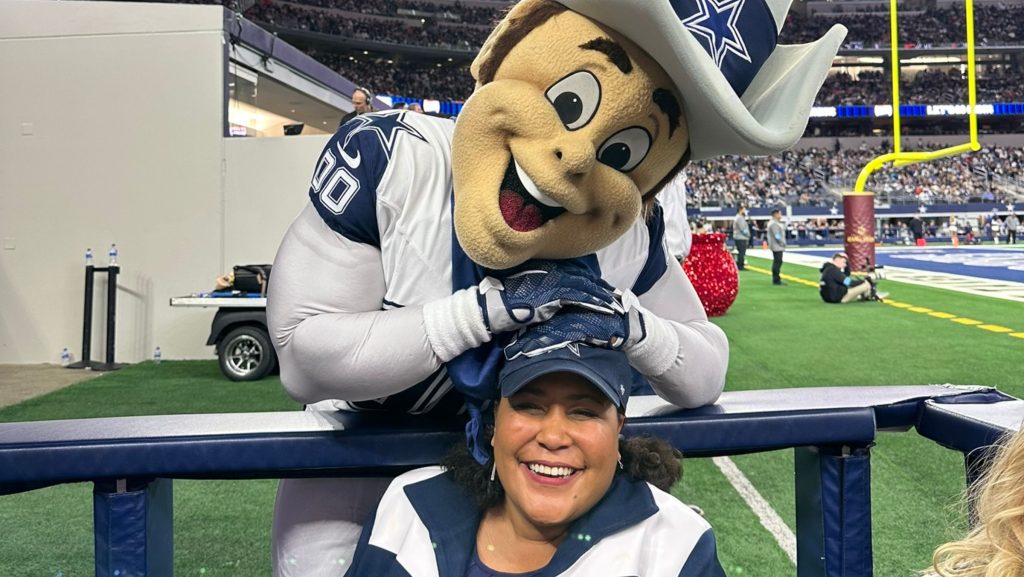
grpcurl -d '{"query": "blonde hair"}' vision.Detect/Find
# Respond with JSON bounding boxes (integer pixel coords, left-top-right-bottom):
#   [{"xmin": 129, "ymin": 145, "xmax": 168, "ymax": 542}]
[{"xmin": 932, "ymin": 427, "xmax": 1024, "ymax": 577}]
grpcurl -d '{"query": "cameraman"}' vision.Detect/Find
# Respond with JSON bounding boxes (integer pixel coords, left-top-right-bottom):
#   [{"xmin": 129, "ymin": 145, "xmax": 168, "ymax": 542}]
[{"xmin": 819, "ymin": 252, "xmax": 887, "ymax": 303}]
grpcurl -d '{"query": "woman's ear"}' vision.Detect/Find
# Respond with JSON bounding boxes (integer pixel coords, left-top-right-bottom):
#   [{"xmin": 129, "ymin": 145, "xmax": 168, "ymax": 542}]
[{"xmin": 617, "ymin": 413, "xmax": 625, "ymax": 433}]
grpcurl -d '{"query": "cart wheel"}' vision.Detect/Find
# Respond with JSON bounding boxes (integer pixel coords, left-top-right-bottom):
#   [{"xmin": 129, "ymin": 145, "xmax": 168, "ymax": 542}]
[{"xmin": 218, "ymin": 326, "xmax": 276, "ymax": 381}]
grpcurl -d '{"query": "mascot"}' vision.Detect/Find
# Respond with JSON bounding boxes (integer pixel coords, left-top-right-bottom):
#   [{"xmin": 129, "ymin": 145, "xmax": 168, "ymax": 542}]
[{"xmin": 267, "ymin": 0, "xmax": 845, "ymax": 574}]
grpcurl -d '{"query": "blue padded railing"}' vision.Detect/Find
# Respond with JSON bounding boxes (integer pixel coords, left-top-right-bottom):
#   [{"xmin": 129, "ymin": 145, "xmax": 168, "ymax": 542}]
[
  {"xmin": 917, "ymin": 394, "xmax": 1024, "ymax": 493},
  {"xmin": 0, "ymin": 385, "xmax": 1019, "ymax": 577}
]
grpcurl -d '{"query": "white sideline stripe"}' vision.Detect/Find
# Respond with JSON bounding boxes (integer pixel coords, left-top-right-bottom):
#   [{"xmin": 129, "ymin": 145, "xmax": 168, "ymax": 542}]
[{"xmin": 713, "ymin": 456, "xmax": 797, "ymax": 565}]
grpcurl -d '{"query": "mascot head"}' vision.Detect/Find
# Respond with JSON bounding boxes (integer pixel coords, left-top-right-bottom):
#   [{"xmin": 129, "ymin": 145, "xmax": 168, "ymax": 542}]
[{"xmin": 451, "ymin": 0, "xmax": 846, "ymax": 269}]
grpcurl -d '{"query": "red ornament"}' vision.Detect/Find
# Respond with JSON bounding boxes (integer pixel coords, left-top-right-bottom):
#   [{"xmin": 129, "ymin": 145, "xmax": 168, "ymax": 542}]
[{"xmin": 682, "ymin": 233, "xmax": 739, "ymax": 317}]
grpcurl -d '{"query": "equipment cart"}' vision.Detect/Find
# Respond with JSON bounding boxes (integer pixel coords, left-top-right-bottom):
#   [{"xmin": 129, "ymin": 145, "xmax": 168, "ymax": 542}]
[{"xmin": 169, "ymin": 293, "xmax": 274, "ymax": 381}]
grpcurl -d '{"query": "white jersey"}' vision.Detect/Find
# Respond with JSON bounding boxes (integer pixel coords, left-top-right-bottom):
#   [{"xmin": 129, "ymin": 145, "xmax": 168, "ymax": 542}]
[
  {"xmin": 269, "ymin": 110, "xmax": 727, "ymax": 414},
  {"xmin": 301, "ymin": 112, "xmax": 673, "ymax": 413},
  {"xmin": 659, "ymin": 170, "xmax": 692, "ymax": 259},
  {"xmin": 309, "ymin": 111, "xmax": 669, "ymax": 314}
]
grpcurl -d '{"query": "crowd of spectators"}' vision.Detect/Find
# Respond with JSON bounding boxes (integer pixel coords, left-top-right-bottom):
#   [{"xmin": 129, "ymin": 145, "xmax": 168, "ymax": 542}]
[
  {"xmin": 685, "ymin": 141, "xmax": 1024, "ymax": 209},
  {"xmin": 301, "ymin": 54, "xmax": 1024, "ymax": 106},
  {"xmin": 310, "ymin": 50, "xmax": 475, "ymax": 101},
  {"xmin": 197, "ymin": 0, "xmax": 1024, "ymax": 51},
  {"xmin": 222, "ymin": 0, "xmax": 1024, "ymax": 104},
  {"xmin": 237, "ymin": 2, "xmax": 1024, "ymax": 104},
  {"xmin": 245, "ymin": 0, "xmax": 1024, "ymax": 47},
  {"xmin": 246, "ymin": 1, "xmax": 489, "ymax": 50},
  {"xmin": 284, "ymin": 0, "xmax": 501, "ymax": 25},
  {"xmin": 781, "ymin": 5, "xmax": 1024, "ymax": 48},
  {"xmin": 815, "ymin": 66, "xmax": 1024, "ymax": 106}
]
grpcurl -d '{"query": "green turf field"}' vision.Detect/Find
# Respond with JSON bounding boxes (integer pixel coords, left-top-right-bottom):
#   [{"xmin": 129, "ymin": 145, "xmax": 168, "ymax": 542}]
[{"xmin": 1, "ymin": 254, "xmax": 1020, "ymax": 576}]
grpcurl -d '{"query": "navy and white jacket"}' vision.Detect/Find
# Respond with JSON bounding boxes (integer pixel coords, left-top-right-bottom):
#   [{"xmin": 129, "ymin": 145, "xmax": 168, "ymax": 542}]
[{"xmin": 344, "ymin": 467, "xmax": 726, "ymax": 577}]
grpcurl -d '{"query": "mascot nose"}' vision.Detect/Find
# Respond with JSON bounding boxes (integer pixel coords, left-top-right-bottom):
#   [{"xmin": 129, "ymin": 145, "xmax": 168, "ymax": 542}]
[{"xmin": 553, "ymin": 139, "xmax": 595, "ymax": 176}]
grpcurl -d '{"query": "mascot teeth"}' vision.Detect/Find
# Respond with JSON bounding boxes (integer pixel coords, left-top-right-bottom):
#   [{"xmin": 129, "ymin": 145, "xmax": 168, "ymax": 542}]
[{"xmin": 514, "ymin": 160, "xmax": 563, "ymax": 208}]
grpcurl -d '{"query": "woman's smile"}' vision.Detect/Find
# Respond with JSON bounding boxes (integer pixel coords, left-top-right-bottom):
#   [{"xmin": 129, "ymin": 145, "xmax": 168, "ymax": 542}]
[{"xmin": 521, "ymin": 461, "xmax": 582, "ymax": 486}]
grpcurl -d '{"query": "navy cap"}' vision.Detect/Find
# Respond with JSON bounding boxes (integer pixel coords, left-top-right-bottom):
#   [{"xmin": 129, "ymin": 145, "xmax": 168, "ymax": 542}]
[{"xmin": 499, "ymin": 345, "xmax": 632, "ymax": 409}]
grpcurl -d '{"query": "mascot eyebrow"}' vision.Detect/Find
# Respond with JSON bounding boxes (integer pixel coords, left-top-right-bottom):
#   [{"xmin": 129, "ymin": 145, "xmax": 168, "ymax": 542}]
[
  {"xmin": 652, "ymin": 88, "xmax": 682, "ymax": 138},
  {"xmin": 579, "ymin": 37, "xmax": 632, "ymax": 74},
  {"xmin": 580, "ymin": 37, "xmax": 682, "ymax": 139}
]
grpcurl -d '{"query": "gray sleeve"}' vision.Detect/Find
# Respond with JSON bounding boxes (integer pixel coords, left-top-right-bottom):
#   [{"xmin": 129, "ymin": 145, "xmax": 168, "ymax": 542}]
[
  {"xmin": 733, "ymin": 216, "xmax": 750, "ymax": 239},
  {"xmin": 267, "ymin": 205, "xmax": 444, "ymax": 404},
  {"xmin": 630, "ymin": 259, "xmax": 728, "ymax": 408}
]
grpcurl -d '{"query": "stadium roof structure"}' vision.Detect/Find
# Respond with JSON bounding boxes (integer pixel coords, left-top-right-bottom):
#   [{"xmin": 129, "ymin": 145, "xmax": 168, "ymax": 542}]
[{"xmin": 224, "ymin": 11, "xmax": 388, "ymax": 136}]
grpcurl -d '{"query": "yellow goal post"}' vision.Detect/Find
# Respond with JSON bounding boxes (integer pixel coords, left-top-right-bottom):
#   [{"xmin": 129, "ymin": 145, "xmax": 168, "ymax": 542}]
[{"xmin": 853, "ymin": 0, "xmax": 981, "ymax": 193}]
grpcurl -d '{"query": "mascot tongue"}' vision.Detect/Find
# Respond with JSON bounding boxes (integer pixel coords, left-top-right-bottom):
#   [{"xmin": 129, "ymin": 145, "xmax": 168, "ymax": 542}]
[{"xmin": 500, "ymin": 189, "xmax": 543, "ymax": 232}]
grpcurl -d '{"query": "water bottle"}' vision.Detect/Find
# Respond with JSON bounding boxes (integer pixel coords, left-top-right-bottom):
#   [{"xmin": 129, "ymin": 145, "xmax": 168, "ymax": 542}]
[
  {"xmin": 153, "ymin": 346, "xmax": 162, "ymax": 364},
  {"xmin": 85, "ymin": 248, "xmax": 93, "ymax": 267},
  {"xmin": 61, "ymin": 347, "xmax": 71, "ymax": 367},
  {"xmin": 108, "ymin": 243, "xmax": 118, "ymax": 266}
]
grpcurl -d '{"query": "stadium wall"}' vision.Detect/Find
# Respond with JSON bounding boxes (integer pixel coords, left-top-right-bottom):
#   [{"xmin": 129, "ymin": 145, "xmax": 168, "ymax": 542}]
[
  {"xmin": 223, "ymin": 137, "xmax": 328, "ymax": 268},
  {"xmin": 0, "ymin": 1, "xmax": 327, "ymax": 364}
]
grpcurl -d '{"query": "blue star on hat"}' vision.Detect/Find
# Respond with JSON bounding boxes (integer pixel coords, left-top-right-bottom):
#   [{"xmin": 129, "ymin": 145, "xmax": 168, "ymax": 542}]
[
  {"xmin": 676, "ymin": 0, "xmax": 773, "ymax": 96},
  {"xmin": 556, "ymin": 0, "xmax": 848, "ymax": 160},
  {"xmin": 681, "ymin": 0, "xmax": 752, "ymax": 68}
]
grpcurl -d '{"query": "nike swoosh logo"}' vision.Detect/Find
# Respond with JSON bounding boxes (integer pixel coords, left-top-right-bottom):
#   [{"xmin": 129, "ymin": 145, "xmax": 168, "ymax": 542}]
[{"xmin": 337, "ymin": 143, "xmax": 361, "ymax": 169}]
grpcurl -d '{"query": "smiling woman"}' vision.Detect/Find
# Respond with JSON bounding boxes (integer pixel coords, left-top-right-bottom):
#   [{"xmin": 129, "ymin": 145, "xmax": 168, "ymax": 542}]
[{"xmin": 342, "ymin": 342, "xmax": 725, "ymax": 577}]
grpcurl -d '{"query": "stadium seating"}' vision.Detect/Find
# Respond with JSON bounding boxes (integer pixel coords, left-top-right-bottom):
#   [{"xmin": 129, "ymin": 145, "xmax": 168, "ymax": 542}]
[
  {"xmin": 207, "ymin": 0, "xmax": 1024, "ymax": 203},
  {"xmin": 781, "ymin": 6, "xmax": 1024, "ymax": 48},
  {"xmin": 236, "ymin": 0, "xmax": 1024, "ymax": 51},
  {"xmin": 687, "ymin": 142, "xmax": 1022, "ymax": 209}
]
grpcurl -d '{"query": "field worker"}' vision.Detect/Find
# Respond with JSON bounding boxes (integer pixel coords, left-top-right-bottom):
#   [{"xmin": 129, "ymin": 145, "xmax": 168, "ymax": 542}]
[
  {"xmin": 767, "ymin": 208, "xmax": 786, "ymax": 284},
  {"xmin": 819, "ymin": 252, "xmax": 887, "ymax": 304}
]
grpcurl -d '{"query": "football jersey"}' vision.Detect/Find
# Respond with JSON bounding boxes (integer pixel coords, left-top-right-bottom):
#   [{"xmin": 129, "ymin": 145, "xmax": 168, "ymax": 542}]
[{"xmin": 307, "ymin": 111, "xmax": 668, "ymax": 414}]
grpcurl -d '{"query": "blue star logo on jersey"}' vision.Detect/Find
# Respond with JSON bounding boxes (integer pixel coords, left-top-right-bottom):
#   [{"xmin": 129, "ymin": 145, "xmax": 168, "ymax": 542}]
[
  {"xmin": 682, "ymin": 0, "xmax": 752, "ymax": 69},
  {"xmin": 342, "ymin": 111, "xmax": 427, "ymax": 162}
]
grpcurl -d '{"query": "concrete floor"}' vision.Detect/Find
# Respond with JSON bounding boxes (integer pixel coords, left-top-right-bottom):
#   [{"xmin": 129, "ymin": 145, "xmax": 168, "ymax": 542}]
[{"xmin": 0, "ymin": 364, "xmax": 101, "ymax": 409}]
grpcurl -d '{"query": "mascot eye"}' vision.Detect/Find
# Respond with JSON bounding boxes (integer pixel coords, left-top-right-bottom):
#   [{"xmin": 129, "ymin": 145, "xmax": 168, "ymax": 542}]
[
  {"xmin": 545, "ymin": 71, "xmax": 601, "ymax": 131},
  {"xmin": 597, "ymin": 127, "xmax": 651, "ymax": 173}
]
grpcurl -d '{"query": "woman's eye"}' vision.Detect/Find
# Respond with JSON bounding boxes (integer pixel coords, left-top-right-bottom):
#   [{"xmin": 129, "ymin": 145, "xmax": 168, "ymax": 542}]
[
  {"xmin": 569, "ymin": 408, "xmax": 599, "ymax": 419},
  {"xmin": 511, "ymin": 402, "xmax": 544, "ymax": 414},
  {"xmin": 545, "ymin": 71, "xmax": 601, "ymax": 130},
  {"xmin": 597, "ymin": 127, "xmax": 652, "ymax": 173}
]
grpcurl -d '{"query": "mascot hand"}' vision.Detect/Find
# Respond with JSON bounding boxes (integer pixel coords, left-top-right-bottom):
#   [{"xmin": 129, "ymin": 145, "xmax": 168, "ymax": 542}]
[
  {"xmin": 504, "ymin": 290, "xmax": 647, "ymax": 359},
  {"xmin": 477, "ymin": 264, "xmax": 620, "ymax": 335}
]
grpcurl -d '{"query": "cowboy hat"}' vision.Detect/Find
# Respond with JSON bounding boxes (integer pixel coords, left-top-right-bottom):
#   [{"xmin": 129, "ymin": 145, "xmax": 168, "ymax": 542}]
[{"xmin": 558, "ymin": 0, "xmax": 847, "ymax": 161}]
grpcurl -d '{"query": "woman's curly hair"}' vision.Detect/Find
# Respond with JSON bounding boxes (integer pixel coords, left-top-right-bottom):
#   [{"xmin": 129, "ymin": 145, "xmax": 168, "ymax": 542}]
[
  {"xmin": 441, "ymin": 432, "xmax": 683, "ymax": 511},
  {"xmin": 931, "ymin": 428, "xmax": 1024, "ymax": 577}
]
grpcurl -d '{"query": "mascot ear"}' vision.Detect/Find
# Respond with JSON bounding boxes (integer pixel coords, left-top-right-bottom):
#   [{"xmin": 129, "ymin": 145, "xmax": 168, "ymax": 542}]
[{"xmin": 471, "ymin": 0, "xmax": 560, "ymax": 87}]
